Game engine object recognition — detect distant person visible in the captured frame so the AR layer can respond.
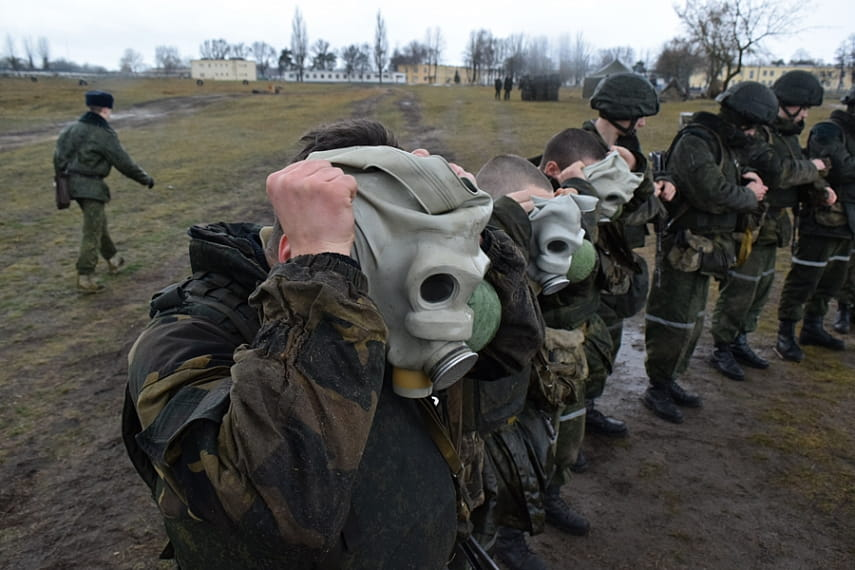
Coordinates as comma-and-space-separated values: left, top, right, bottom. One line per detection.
495, 77, 503, 100
504, 76, 513, 100
53, 90, 154, 293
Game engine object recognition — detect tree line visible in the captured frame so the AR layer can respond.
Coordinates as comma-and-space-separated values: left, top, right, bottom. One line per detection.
3, 1, 853, 95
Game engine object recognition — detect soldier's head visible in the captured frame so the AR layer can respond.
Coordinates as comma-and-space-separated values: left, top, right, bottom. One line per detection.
476, 154, 553, 202
538, 128, 608, 179
590, 72, 660, 135
85, 90, 113, 118
772, 70, 823, 125
716, 81, 778, 135
842, 87, 855, 114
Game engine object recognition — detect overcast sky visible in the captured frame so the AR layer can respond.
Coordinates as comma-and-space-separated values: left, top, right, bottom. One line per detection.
0, 0, 851, 71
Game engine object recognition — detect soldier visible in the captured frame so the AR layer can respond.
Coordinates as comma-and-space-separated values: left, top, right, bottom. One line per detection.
53, 90, 154, 293
833, 256, 855, 334
504, 75, 513, 100
122, 119, 543, 569
710, 70, 833, 379
495, 77, 503, 100
643, 82, 773, 423
776, 86, 855, 360
576, 73, 672, 441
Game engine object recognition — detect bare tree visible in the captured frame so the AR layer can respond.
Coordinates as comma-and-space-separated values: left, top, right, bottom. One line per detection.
389, 40, 429, 69
655, 38, 705, 89
524, 35, 554, 75
155, 46, 181, 75
502, 34, 527, 80
557, 32, 592, 86
4, 34, 21, 70
464, 29, 496, 84
676, 0, 807, 95
37, 37, 50, 70
425, 26, 444, 84
597, 46, 635, 68
278, 48, 293, 76
22, 37, 35, 70
311, 39, 336, 71
291, 7, 308, 82
835, 34, 855, 90
199, 39, 230, 60
341, 44, 371, 76
252, 42, 276, 78
374, 11, 389, 83
231, 43, 251, 59
119, 48, 145, 73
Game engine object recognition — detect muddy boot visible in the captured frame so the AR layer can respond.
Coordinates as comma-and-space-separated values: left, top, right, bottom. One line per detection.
491, 527, 549, 570
774, 319, 804, 362
107, 255, 125, 274
833, 303, 852, 334
710, 344, 745, 381
642, 385, 683, 423
585, 399, 628, 437
730, 332, 769, 369
77, 274, 105, 294
800, 315, 845, 351
569, 449, 588, 473
543, 485, 590, 536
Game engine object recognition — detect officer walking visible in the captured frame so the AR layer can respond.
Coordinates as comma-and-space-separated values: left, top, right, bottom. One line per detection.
53, 90, 154, 293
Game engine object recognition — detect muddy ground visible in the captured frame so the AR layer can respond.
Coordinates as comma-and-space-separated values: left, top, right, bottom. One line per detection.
1, 93, 854, 570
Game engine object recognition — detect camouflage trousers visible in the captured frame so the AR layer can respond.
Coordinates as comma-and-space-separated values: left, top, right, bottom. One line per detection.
778, 233, 853, 322
835, 250, 855, 307
710, 241, 778, 345
644, 259, 712, 386
76, 198, 117, 275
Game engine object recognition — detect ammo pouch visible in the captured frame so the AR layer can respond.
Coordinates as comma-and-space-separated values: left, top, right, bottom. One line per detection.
666, 229, 736, 280
601, 252, 649, 319
813, 202, 849, 228
528, 327, 588, 413
54, 173, 71, 210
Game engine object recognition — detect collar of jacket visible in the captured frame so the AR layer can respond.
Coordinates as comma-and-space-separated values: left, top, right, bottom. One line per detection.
830, 109, 855, 135
691, 111, 752, 149
774, 115, 805, 137
79, 111, 114, 131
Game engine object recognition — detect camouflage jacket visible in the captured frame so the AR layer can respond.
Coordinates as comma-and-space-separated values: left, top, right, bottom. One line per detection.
123, 222, 457, 569
53, 111, 152, 202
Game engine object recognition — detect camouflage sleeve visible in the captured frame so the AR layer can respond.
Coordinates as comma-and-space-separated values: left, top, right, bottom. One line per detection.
467, 227, 544, 381
129, 253, 387, 552
770, 132, 822, 189
809, 122, 855, 187
670, 132, 758, 215
99, 129, 153, 186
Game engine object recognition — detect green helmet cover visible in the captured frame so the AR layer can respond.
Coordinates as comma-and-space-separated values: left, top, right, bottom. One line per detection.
716, 81, 778, 125
590, 73, 660, 120
772, 70, 823, 107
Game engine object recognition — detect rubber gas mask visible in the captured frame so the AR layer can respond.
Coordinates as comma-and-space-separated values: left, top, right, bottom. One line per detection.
527, 194, 598, 294
582, 150, 643, 220
309, 146, 494, 398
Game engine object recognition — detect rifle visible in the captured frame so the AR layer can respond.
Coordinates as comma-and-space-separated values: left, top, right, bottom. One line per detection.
649, 150, 668, 288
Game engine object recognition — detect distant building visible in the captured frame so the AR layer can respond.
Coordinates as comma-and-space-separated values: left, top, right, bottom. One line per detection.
394, 64, 468, 85
688, 64, 852, 94
279, 69, 406, 83
191, 59, 257, 82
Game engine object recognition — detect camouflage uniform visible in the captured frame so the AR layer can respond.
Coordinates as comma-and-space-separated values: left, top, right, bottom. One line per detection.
778, 109, 855, 334
123, 222, 458, 569
645, 112, 760, 392
53, 111, 153, 274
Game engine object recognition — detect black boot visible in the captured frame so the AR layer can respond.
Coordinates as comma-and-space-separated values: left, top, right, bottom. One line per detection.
543, 485, 590, 536
774, 319, 804, 362
730, 332, 769, 369
585, 400, 628, 437
833, 303, 852, 334
710, 344, 745, 381
569, 449, 588, 473
668, 381, 702, 408
642, 385, 683, 423
800, 315, 845, 351
491, 527, 549, 570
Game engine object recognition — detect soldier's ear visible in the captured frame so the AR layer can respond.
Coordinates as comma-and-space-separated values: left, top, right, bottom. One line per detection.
543, 161, 561, 179
278, 234, 292, 262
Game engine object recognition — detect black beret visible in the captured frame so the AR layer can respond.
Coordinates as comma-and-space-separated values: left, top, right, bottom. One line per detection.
85, 90, 114, 108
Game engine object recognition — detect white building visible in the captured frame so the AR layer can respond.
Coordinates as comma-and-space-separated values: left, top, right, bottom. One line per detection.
280, 69, 406, 84
191, 59, 257, 82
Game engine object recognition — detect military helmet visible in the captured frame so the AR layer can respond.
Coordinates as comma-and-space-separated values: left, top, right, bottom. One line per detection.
772, 70, 823, 107
715, 81, 778, 125
590, 73, 660, 120
842, 87, 855, 106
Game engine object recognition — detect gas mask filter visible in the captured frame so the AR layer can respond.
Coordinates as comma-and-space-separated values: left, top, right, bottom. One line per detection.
582, 150, 644, 220
308, 146, 494, 398
527, 194, 598, 294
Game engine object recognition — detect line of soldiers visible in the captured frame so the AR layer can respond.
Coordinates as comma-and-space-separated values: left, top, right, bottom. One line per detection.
120, 71, 854, 570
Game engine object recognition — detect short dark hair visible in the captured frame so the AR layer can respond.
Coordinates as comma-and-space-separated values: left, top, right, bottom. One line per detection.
476, 154, 552, 199
539, 128, 608, 170
291, 119, 400, 162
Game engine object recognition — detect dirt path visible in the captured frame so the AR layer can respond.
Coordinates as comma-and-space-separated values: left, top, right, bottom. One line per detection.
1, 91, 853, 570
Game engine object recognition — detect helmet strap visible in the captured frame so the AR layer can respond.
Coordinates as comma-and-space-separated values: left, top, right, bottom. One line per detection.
607, 117, 638, 137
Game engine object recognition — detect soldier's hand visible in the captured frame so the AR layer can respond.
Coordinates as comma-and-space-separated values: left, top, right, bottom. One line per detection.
506, 185, 554, 212
147, 178, 155, 189
266, 160, 357, 260
611, 145, 637, 170
654, 179, 677, 202
557, 160, 587, 184
411, 148, 476, 184
824, 187, 838, 205
743, 171, 767, 201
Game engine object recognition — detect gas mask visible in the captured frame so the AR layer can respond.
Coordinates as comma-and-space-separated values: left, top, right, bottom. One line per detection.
309, 146, 494, 398
526, 194, 598, 294
582, 150, 644, 220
